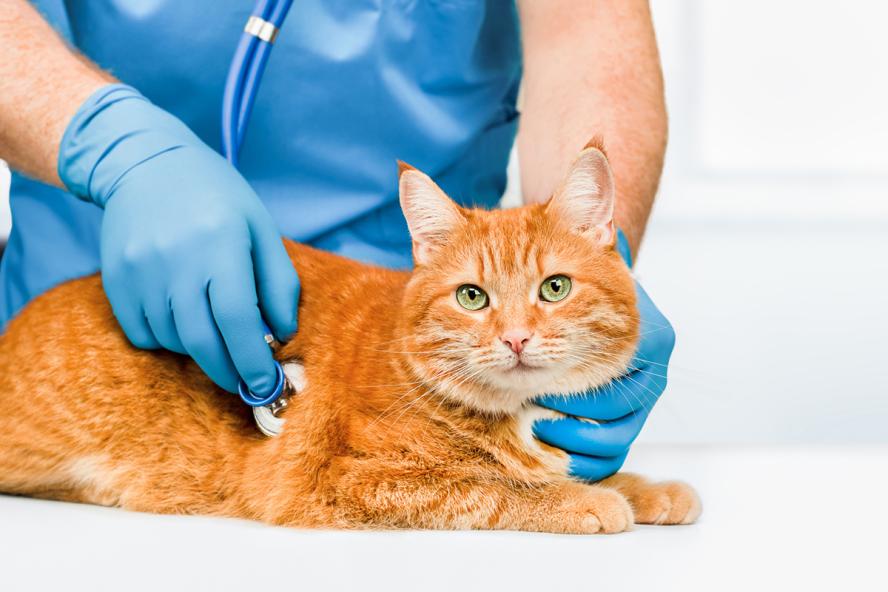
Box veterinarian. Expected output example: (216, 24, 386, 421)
(0, 1, 673, 481)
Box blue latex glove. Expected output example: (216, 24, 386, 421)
(58, 85, 299, 395)
(533, 230, 675, 481)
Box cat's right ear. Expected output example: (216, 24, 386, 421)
(545, 140, 616, 247)
(398, 161, 465, 265)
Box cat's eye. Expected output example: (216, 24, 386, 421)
(456, 284, 489, 311)
(539, 275, 572, 303)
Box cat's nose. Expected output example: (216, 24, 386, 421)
(501, 329, 532, 354)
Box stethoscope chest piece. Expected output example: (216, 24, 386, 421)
(253, 402, 286, 437)
(252, 362, 305, 438)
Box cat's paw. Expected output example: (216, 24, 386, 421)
(540, 483, 634, 534)
(638, 481, 701, 525)
(601, 474, 701, 525)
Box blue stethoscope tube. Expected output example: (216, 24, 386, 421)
(222, 0, 294, 406)
(222, 0, 294, 167)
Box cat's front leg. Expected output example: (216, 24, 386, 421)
(333, 460, 634, 534)
(599, 473, 702, 525)
(502, 481, 635, 534)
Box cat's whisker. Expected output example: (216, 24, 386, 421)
(631, 356, 670, 368)
(562, 352, 667, 388)
(550, 357, 656, 416)
(366, 358, 477, 428)
(385, 360, 482, 426)
(559, 345, 668, 378)
(367, 385, 433, 429)
(411, 365, 488, 430)
(616, 373, 662, 410)
(623, 364, 669, 380)
(559, 326, 668, 345)
(365, 345, 478, 355)
(385, 391, 432, 428)
(550, 352, 660, 411)
(366, 369, 449, 425)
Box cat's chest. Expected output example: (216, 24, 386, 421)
(488, 405, 572, 480)
(518, 405, 571, 455)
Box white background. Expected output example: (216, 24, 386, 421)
(6, 0, 883, 444)
(638, 0, 888, 444)
(508, 0, 888, 445)
(0, 162, 7, 235)
(4, 445, 885, 592)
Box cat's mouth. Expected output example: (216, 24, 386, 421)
(504, 358, 545, 373)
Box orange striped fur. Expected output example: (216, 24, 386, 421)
(0, 145, 700, 532)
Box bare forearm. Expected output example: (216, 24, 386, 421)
(0, 0, 112, 186)
(518, 0, 667, 257)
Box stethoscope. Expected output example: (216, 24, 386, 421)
(221, 0, 294, 430)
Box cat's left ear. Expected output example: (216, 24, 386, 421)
(545, 139, 616, 246)
(398, 161, 466, 265)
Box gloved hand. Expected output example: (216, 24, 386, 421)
(533, 230, 675, 481)
(58, 84, 299, 395)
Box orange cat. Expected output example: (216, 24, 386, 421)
(0, 142, 700, 533)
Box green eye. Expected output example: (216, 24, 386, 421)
(540, 275, 572, 302)
(456, 284, 489, 311)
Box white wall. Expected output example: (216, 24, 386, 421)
(2, 1, 886, 444)
(0, 162, 9, 238)
(637, 0, 888, 444)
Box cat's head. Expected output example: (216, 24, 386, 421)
(399, 140, 639, 415)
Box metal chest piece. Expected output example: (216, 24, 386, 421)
(252, 362, 305, 438)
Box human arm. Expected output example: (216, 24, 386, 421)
(0, 0, 110, 184)
(517, 0, 674, 480)
(517, 0, 667, 255)
(0, 1, 299, 396)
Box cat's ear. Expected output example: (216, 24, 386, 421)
(545, 139, 616, 246)
(398, 161, 465, 265)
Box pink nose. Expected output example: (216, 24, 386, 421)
(501, 329, 532, 354)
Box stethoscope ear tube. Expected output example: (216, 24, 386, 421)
(221, 0, 294, 166)
(222, 0, 295, 408)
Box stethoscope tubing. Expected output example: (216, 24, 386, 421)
(221, 0, 294, 406)
(236, 0, 293, 147)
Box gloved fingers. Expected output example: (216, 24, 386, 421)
(536, 366, 662, 420)
(104, 285, 160, 350)
(207, 250, 279, 397)
(142, 295, 187, 355)
(249, 213, 300, 342)
(567, 450, 629, 483)
(634, 282, 676, 363)
(532, 407, 650, 458)
(172, 287, 240, 393)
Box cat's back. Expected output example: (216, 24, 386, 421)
(279, 240, 411, 358)
(0, 272, 120, 372)
(1, 239, 408, 368)
(0, 240, 411, 441)
(0, 271, 218, 424)
(282, 240, 410, 303)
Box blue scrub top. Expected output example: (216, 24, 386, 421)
(0, 0, 521, 329)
